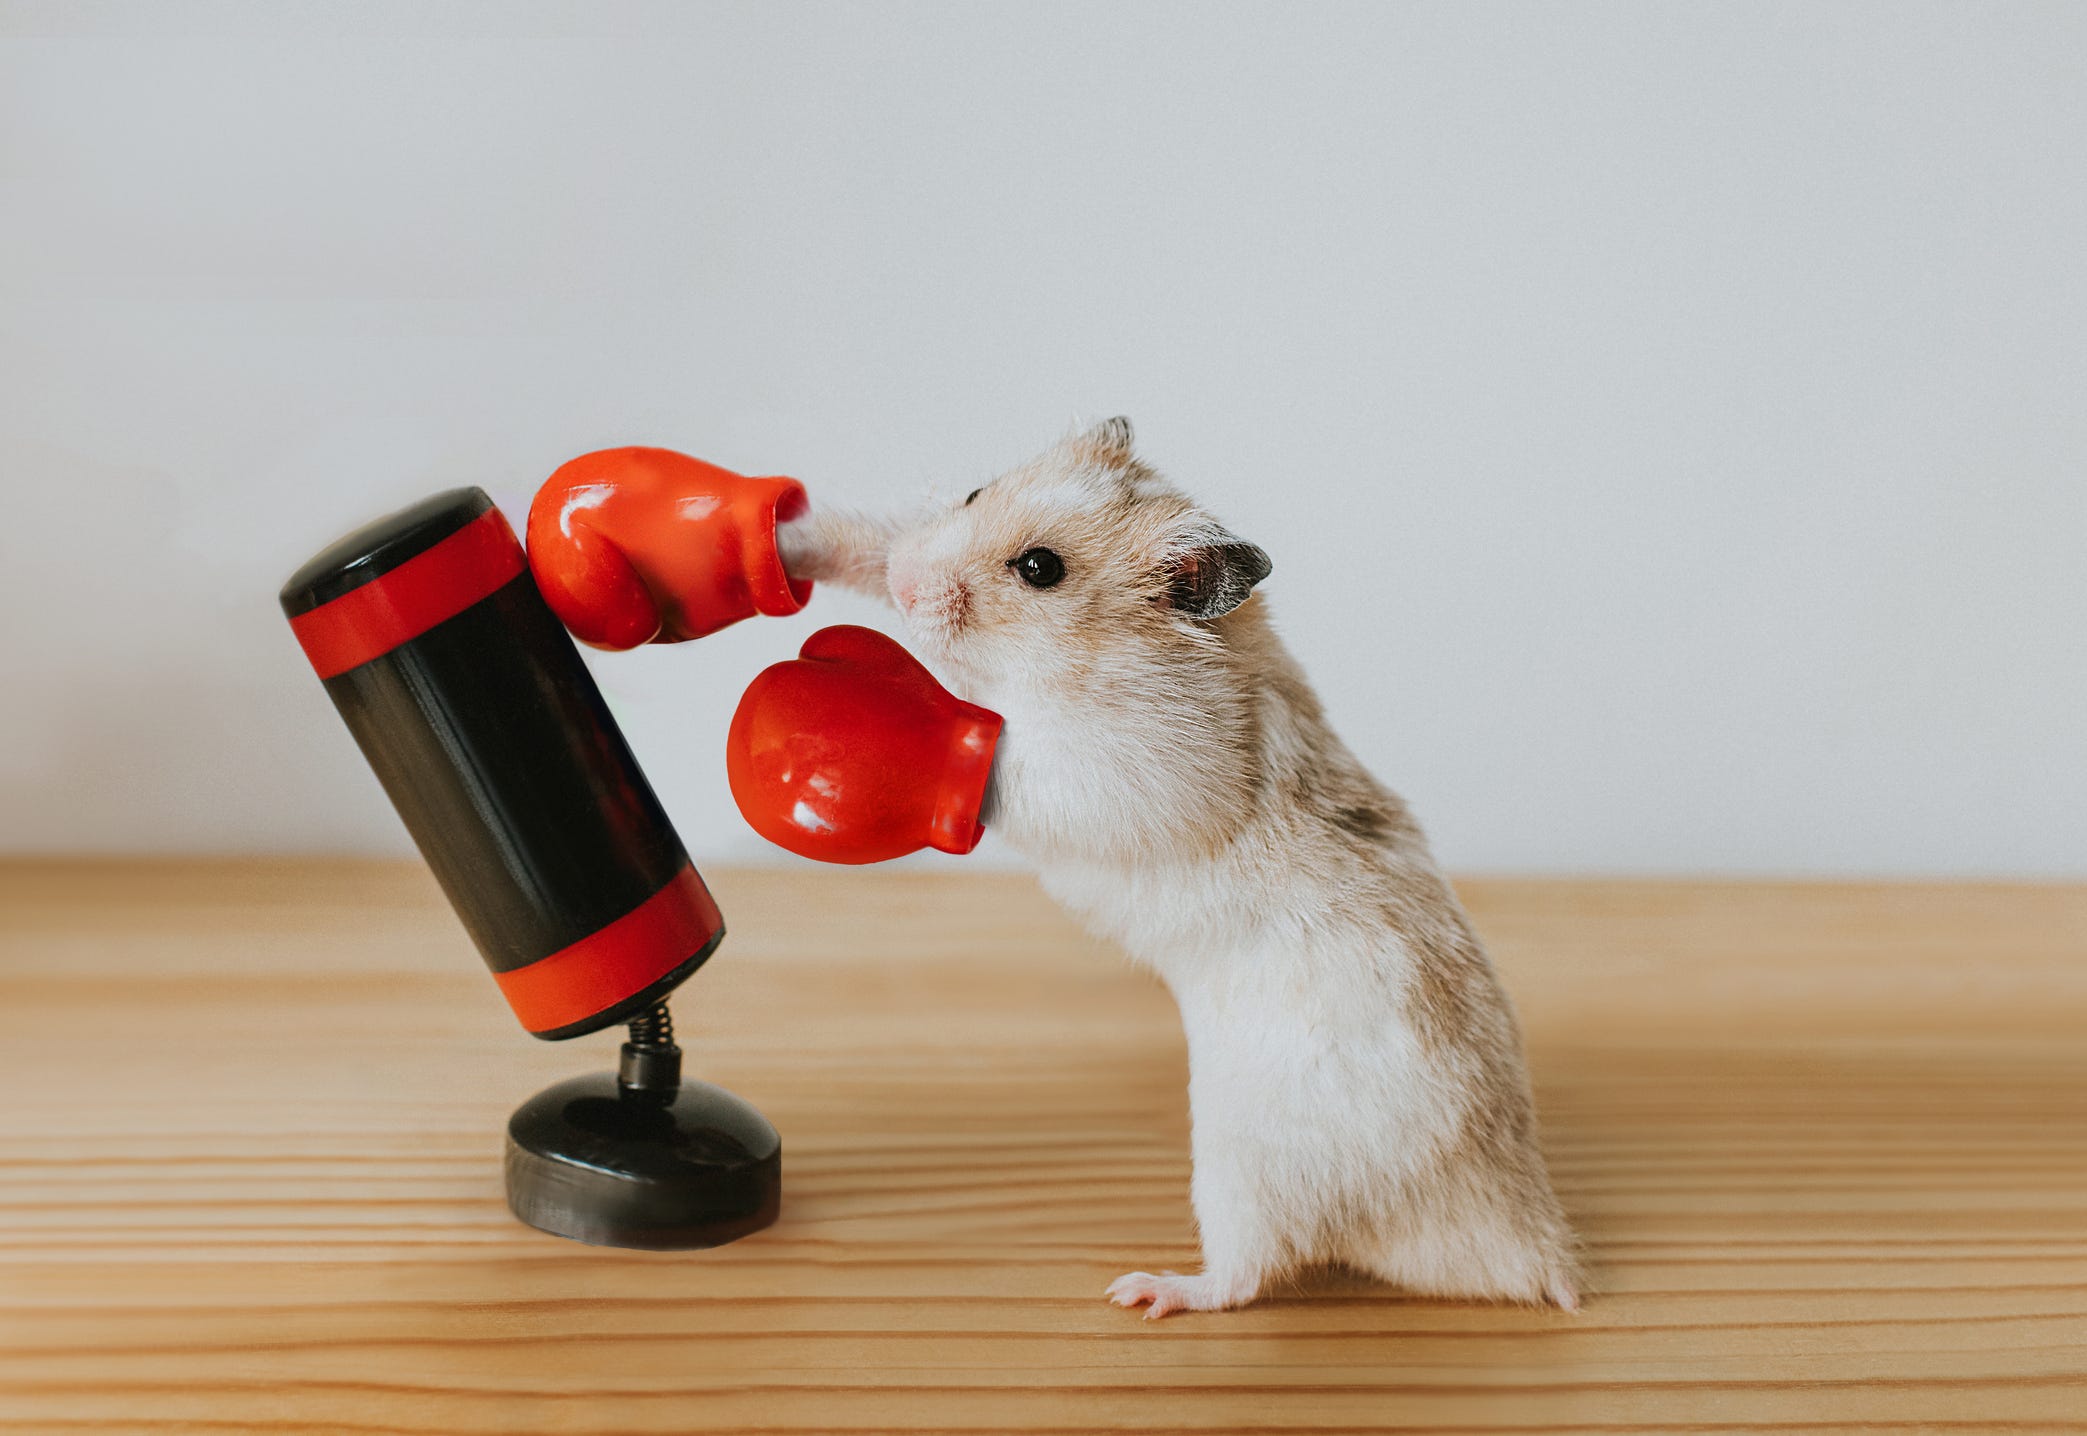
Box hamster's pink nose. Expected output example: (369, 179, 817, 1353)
(888, 562, 920, 613)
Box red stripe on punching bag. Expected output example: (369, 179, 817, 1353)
(493, 863, 723, 1036)
(290, 508, 526, 679)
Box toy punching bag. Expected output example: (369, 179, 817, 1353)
(280, 487, 779, 1248)
(280, 487, 720, 1039)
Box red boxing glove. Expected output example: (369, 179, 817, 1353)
(526, 446, 812, 650)
(727, 626, 1003, 864)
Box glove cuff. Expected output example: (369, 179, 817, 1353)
(927, 702, 1003, 856)
(736, 477, 815, 620)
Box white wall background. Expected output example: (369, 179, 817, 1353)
(3, 0, 2082, 877)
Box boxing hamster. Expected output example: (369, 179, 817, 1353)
(776, 419, 1581, 1318)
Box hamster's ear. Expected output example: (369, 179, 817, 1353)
(1082, 415, 1135, 459)
(1165, 532, 1272, 619)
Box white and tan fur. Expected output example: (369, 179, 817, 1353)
(778, 420, 1581, 1318)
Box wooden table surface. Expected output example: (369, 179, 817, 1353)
(2, 860, 2083, 1433)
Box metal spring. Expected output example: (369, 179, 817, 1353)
(627, 1002, 675, 1052)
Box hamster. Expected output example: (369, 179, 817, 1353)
(777, 419, 1581, 1318)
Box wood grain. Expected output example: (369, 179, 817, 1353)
(2, 860, 2083, 1433)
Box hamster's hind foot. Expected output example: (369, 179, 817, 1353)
(1345, 1215, 1585, 1312)
(1105, 1269, 1251, 1320)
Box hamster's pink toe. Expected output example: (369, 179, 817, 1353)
(1106, 1270, 1215, 1320)
(1106, 1271, 1154, 1305)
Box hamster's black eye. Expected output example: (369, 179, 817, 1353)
(1009, 547, 1065, 589)
(964, 487, 983, 506)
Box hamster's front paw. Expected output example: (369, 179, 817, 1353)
(773, 508, 897, 598)
(1106, 1269, 1244, 1320)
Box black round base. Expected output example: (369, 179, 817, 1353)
(504, 1072, 781, 1249)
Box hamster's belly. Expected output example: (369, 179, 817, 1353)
(1042, 856, 1472, 1188)
(1174, 968, 1468, 1190)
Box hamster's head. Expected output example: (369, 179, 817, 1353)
(882, 419, 1276, 862)
(884, 418, 1272, 703)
